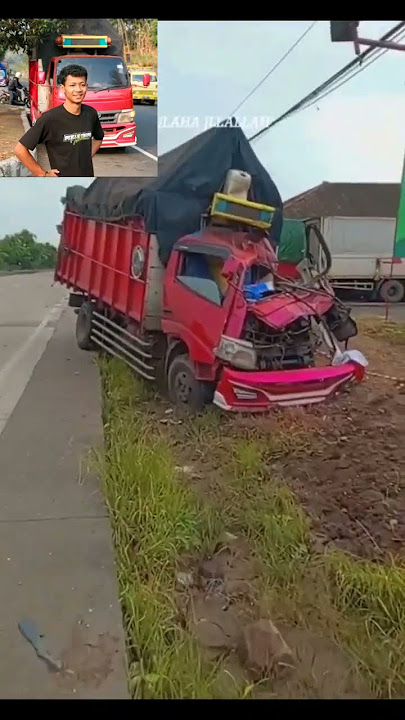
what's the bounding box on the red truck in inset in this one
[28,19,150,150]
[54,127,367,413]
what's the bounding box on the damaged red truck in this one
[55,126,367,412]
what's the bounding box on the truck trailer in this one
[283,182,404,303]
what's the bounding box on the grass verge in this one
[96,357,247,699]
[99,357,405,699]
[357,316,405,345]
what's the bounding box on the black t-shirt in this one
[19,104,104,177]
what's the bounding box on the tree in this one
[110,19,157,50]
[0,19,67,54]
[0,230,57,270]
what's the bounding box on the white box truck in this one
[311,216,404,302]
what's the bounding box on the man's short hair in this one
[57,64,88,86]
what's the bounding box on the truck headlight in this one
[117,110,135,123]
[214,335,257,370]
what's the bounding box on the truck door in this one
[167,246,233,365]
[47,61,55,108]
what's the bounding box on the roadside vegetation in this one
[97,324,405,700]
[0,230,57,271]
[110,19,157,68]
[357,316,405,346]
[0,19,157,75]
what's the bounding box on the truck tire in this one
[167,354,214,412]
[378,279,405,303]
[76,301,95,350]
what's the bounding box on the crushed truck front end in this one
[163,195,367,413]
[214,363,363,412]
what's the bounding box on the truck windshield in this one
[56,56,130,90]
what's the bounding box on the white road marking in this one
[133,145,158,161]
[0,298,67,438]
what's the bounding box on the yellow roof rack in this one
[210,192,275,230]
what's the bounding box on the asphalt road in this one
[0,271,67,436]
[0,270,129,698]
[0,275,403,406]
[351,303,405,323]
[36,103,157,178]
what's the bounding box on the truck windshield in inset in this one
[56,56,130,90]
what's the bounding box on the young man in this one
[13,64,104,177]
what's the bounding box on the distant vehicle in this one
[0,61,8,86]
[308,217,405,303]
[130,67,157,105]
[0,85,30,107]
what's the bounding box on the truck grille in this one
[98,111,119,124]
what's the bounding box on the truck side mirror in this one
[221,257,239,280]
[143,73,150,87]
[38,71,46,85]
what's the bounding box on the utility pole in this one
[330,21,405,55]
[118,19,131,65]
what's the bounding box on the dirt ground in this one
[159,327,405,563]
[276,330,405,561]
[157,323,404,695]
[0,106,24,161]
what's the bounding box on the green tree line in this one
[110,19,157,49]
[0,18,157,58]
[0,230,57,271]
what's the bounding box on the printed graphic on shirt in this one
[63,131,92,145]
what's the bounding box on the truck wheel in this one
[167,355,214,412]
[76,301,95,350]
[378,279,405,303]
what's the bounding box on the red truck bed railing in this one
[55,211,149,324]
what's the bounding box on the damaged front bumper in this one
[213,360,366,412]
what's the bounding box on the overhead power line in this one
[295,26,405,116]
[229,21,317,117]
[248,20,405,143]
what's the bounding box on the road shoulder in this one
[0,306,129,698]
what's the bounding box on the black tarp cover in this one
[64,124,284,266]
[36,19,123,75]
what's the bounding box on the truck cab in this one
[29,33,137,149]
[160,183,366,411]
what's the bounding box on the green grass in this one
[99,358,405,699]
[96,357,246,699]
[358,317,405,345]
[215,433,405,698]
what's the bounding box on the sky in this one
[158,20,405,201]
[0,178,93,245]
[0,20,404,243]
